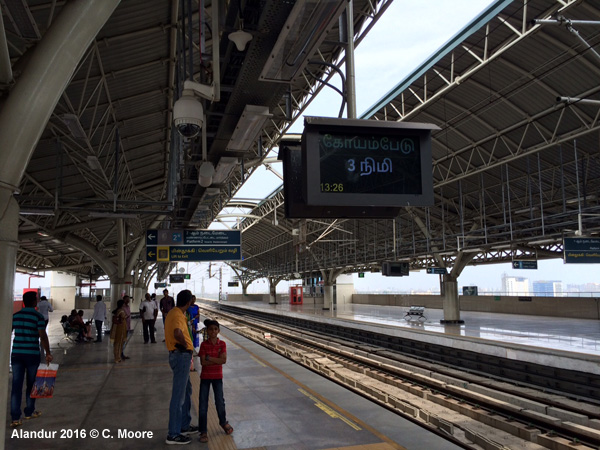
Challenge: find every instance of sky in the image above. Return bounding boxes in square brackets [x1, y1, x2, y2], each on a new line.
[14, 0, 600, 296]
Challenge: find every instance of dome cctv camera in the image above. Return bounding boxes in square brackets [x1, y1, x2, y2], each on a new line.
[173, 93, 204, 139]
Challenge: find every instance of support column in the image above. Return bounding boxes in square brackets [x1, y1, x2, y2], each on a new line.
[0, 192, 19, 446]
[268, 277, 278, 304]
[323, 284, 333, 310]
[440, 273, 464, 324]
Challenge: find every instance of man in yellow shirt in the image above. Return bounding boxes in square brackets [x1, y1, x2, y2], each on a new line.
[164, 289, 198, 445]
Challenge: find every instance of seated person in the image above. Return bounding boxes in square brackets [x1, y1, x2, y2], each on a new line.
[68, 309, 86, 342]
[77, 310, 94, 340]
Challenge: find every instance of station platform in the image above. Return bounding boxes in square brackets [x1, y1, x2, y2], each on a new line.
[5, 309, 461, 450]
[217, 301, 600, 375]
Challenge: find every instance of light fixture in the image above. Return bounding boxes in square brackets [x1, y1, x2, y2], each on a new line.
[226, 105, 272, 152]
[20, 209, 55, 216]
[198, 161, 215, 187]
[213, 157, 239, 185]
[86, 155, 102, 171]
[259, 0, 347, 83]
[88, 212, 138, 219]
[62, 114, 87, 139]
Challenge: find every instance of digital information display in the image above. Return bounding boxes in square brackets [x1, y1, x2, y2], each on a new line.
[303, 117, 437, 207]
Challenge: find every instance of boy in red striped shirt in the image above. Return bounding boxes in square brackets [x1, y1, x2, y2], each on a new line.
[198, 319, 233, 442]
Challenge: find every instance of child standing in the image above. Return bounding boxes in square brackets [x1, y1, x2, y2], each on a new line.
[198, 319, 233, 443]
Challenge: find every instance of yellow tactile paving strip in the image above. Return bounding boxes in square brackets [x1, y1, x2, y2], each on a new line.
[190, 369, 237, 450]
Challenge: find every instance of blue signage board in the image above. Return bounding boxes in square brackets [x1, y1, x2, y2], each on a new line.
[183, 230, 241, 246]
[146, 229, 241, 246]
[168, 245, 240, 261]
[426, 267, 447, 274]
[512, 260, 538, 269]
[564, 237, 600, 264]
[146, 229, 242, 262]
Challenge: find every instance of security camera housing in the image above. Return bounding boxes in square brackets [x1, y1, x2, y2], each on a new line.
[173, 93, 204, 139]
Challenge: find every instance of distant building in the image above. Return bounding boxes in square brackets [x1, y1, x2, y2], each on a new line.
[501, 274, 530, 295]
[532, 280, 563, 297]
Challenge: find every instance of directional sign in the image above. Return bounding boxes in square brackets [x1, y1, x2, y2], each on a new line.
[154, 282, 167, 288]
[426, 267, 447, 274]
[512, 260, 537, 269]
[146, 229, 242, 262]
[146, 230, 158, 246]
[169, 274, 185, 283]
[564, 237, 600, 264]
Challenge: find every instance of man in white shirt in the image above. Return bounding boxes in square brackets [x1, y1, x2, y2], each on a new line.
[37, 296, 53, 327]
[140, 293, 158, 343]
[91, 295, 107, 342]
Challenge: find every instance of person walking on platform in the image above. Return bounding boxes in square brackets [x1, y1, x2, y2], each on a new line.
[111, 300, 128, 363]
[198, 319, 233, 443]
[160, 289, 175, 325]
[10, 291, 53, 428]
[91, 295, 107, 342]
[165, 289, 199, 445]
[37, 296, 53, 327]
[140, 292, 158, 344]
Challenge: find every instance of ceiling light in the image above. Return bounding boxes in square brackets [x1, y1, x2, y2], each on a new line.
[20, 209, 55, 216]
[61, 114, 87, 139]
[259, 0, 347, 83]
[86, 155, 103, 171]
[88, 212, 138, 219]
[226, 105, 271, 152]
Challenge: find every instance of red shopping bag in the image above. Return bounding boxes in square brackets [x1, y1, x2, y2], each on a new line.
[30, 363, 58, 398]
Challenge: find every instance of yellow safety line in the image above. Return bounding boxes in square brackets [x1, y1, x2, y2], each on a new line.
[298, 388, 361, 430]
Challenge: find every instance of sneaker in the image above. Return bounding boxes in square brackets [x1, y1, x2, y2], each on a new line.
[165, 434, 191, 445]
[181, 425, 199, 435]
[24, 411, 41, 419]
[10, 420, 22, 427]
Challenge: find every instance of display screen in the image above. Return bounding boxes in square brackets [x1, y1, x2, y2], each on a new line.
[303, 117, 436, 207]
[318, 131, 422, 195]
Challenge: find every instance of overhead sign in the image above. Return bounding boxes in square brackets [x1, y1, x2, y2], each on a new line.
[154, 282, 167, 288]
[426, 267, 447, 274]
[146, 229, 241, 262]
[462, 286, 478, 296]
[564, 237, 600, 264]
[302, 117, 437, 207]
[512, 260, 538, 270]
[169, 274, 190, 283]
[227, 281, 239, 287]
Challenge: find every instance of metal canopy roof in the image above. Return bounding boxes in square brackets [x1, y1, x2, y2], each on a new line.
[3, 0, 393, 281]
[238, 0, 600, 280]
[4, 0, 600, 285]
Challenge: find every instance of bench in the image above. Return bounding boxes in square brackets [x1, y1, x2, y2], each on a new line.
[404, 306, 426, 321]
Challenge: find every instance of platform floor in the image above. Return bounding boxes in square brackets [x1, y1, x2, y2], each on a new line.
[221, 301, 600, 356]
[5, 310, 461, 450]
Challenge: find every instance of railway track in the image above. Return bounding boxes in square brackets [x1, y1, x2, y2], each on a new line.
[202, 304, 600, 450]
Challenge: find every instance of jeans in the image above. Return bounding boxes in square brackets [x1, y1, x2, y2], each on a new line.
[199, 378, 227, 433]
[95, 320, 103, 341]
[168, 351, 192, 437]
[142, 320, 156, 343]
[11, 353, 41, 421]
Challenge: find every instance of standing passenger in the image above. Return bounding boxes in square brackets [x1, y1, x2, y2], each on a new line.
[198, 319, 233, 443]
[91, 295, 107, 342]
[165, 289, 198, 445]
[160, 289, 175, 325]
[140, 293, 158, 344]
[111, 300, 128, 363]
[36, 296, 53, 327]
[10, 291, 53, 427]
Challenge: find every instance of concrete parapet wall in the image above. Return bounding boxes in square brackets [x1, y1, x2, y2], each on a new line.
[352, 294, 600, 319]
